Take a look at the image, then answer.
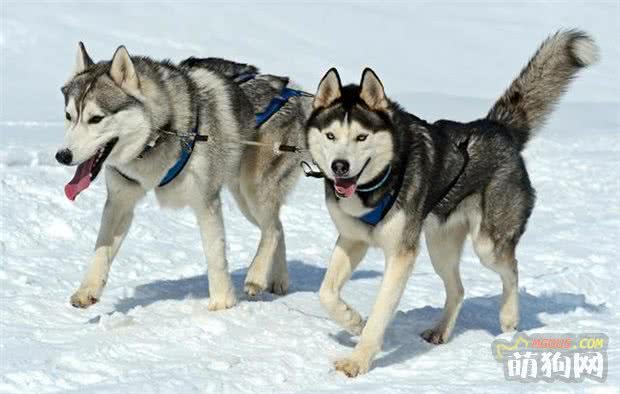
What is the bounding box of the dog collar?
[357,165,402,226]
[357,165,392,193]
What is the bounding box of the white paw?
[244,265,270,297]
[334,357,370,378]
[70,286,101,308]
[244,280,267,297]
[342,311,365,336]
[245,277,289,296]
[500,312,519,333]
[333,304,365,336]
[208,291,237,311]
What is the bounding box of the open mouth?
[334,177,358,198]
[333,158,370,199]
[64,138,118,201]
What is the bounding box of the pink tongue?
[335,179,357,198]
[64,157,96,201]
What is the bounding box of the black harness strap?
[423,138,470,217]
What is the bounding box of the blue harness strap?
[349,165,397,226]
[359,192,397,225]
[231,73,303,128]
[158,79,302,187]
[255,87,302,127]
[158,119,200,187]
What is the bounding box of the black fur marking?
[307,85,393,133]
[111,166,139,184]
[180,57,260,79]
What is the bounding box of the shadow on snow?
[112,260,380,314]
[335,291,606,370]
[108,262,605,371]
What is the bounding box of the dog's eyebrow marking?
[77,80,94,121]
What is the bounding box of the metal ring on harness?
[300,161,324,178]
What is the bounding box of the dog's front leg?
[334,247,417,377]
[71,170,144,308]
[194,196,236,311]
[320,236,368,335]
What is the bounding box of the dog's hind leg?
[231,181,288,295]
[471,168,533,333]
[70,169,144,308]
[238,119,304,296]
[244,214,287,296]
[421,215,468,344]
[270,228,289,295]
[229,181,258,226]
[194,195,237,311]
[239,166,295,296]
[319,236,368,335]
[473,233,520,333]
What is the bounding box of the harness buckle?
[301,161,324,178]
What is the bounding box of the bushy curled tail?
[487,29,599,149]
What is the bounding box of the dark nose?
[331,160,350,177]
[55,149,73,165]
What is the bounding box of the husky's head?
[57,42,151,200]
[306,68,395,198]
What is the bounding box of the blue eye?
[356,134,368,142]
[326,132,335,140]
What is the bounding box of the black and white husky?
[305,30,598,376]
[57,43,311,310]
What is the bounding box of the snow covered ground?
[1,2,619,393]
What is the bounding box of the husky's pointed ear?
[359,68,389,111]
[313,68,342,109]
[74,42,94,75]
[110,45,140,93]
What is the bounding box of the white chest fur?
[335,193,373,217]
[326,195,407,252]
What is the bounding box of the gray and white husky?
[306,30,598,376]
[57,43,310,310]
